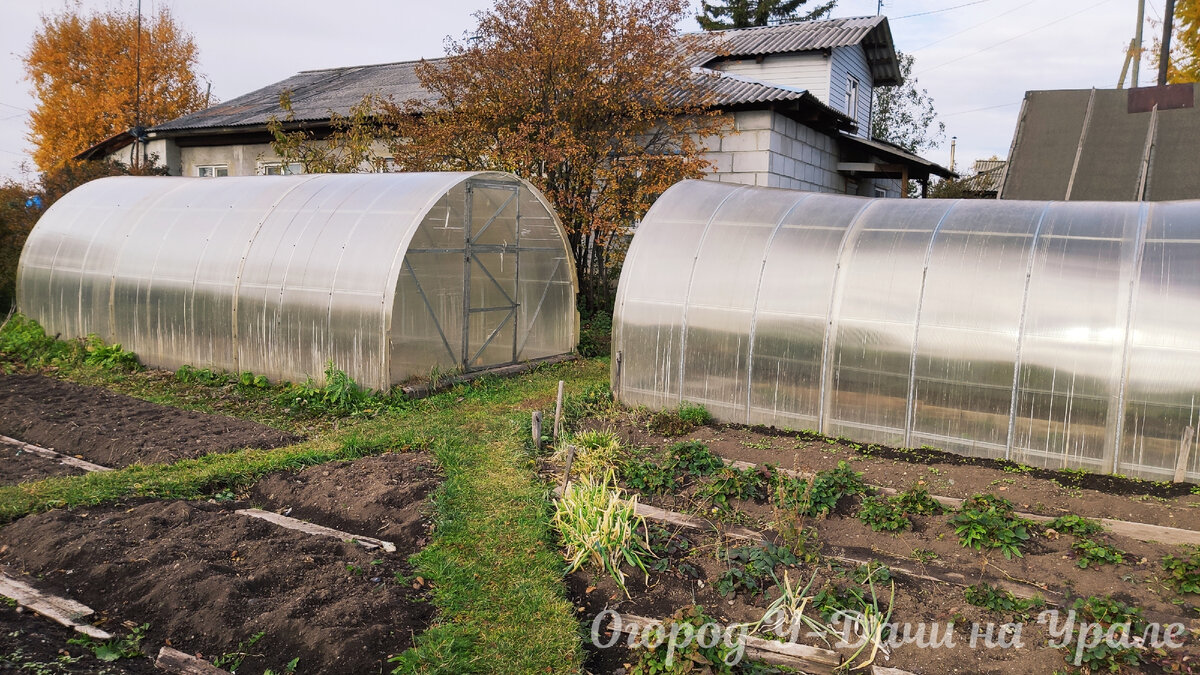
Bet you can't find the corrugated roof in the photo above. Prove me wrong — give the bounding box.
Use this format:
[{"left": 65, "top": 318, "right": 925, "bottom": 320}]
[
  {"left": 1000, "top": 84, "right": 1200, "bottom": 201},
  {"left": 692, "top": 16, "right": 902, "bottom": 86},
  {"left": 838, "top": 131, "right": 956, "bottom": 179},
  {"left": 153, "top": 59, "right": 441, "bottom": 132}
]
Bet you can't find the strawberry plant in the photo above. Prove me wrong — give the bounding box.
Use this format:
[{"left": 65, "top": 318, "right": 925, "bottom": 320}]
[
  {"left": 950, "top": 494, "right": 1033, "bottom": 559},
  {"left": 1163, "top": 546, "right": 1200, "bottom": 594},
  {"left": 1072, "top": 538, "right": 1125, "bottom": 569}
]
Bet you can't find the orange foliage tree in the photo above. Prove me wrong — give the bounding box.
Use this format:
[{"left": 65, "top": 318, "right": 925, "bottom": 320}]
[
  {"left": 384, "top": 0, "right": 723, "bottom": 311},
  {"left": 24, "top": 5, "right": 207, "bottom": 172}
]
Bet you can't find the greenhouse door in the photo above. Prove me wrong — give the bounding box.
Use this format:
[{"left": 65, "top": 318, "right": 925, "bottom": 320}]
[{"left": 462, "top": 180, "right": 520, "bottom": 371}]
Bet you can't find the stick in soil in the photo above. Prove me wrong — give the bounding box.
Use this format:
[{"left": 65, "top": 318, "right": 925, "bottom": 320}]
[
  {"left": 532, "top": 411, "right": 543, "bottom": 451},
  {"left": 553, "top": 380, "right": 565, "bottom": 441},
  {"left": 560, "top": 444, "right": 577, "bottom": 493}
]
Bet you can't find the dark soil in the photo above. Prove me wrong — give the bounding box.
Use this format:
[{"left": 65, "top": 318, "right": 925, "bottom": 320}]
[
  {"left": 568, "top": 413, "right": 1200, "bottom": 674},
  {"left": 0, "top": 436, "right": 84, "bottom": 486},
  {"left": 0, "top": 374, "right": 299, "bottom": 473},
  {"left": 0, "top": 450, "right": 440, "bottom": 674},
  {"left": 0, "top": 604, "right": 159, "bottom": 674}
]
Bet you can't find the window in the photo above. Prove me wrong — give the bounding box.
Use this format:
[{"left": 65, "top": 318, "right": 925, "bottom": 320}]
[
  {"left": 875, "top": 186, "right": 888, "bottom": 198},
  {"left": 197, "top": 165, "right": 228, "bottom": 177},
  {"left": 259, "top": 162, "right": 303, "bottom": 176},
  {"left": 845, "top": 76, "right": 859, "bottom": 119}
]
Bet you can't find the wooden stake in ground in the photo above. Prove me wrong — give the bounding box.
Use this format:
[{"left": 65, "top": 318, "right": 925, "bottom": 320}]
[
  {"left": 1175, "top": 426, "right": 1195, "bottom": 483},
  {"left": 553, "top": 380, "right": 565, "bottom": 441},
  {"left": 235, "top": 509, "right": 396, "bottom": 552},
  {"left": 532, "top": 411, "right": 543, "bottom": 451},
  {"left": 560, "top": 444, "right": 577, "bottom": 493}
]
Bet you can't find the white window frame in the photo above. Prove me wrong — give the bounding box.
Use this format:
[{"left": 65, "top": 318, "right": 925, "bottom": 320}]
[
  {"left": 845, "top": 76, "right": 860, "bottom": 120},
  {"left": 875, "top": 186, "right": 888, "bottom": 198},
  {"left": 258, "top": 161, "right": 304, "bottom": 176},
  {"left": 196, "top": 165, "right": 229, "bottom": 177}
]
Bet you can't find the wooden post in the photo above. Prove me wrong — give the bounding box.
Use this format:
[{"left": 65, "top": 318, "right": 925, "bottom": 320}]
[
  {"left": 1175, "top": 426, "right": 1195, "bottom": 483},
  {"left": 560, "top": 444, "right": 577, "bottom": 493},
  {"left": 553, "top": 381, "right": 565, "bottom": 441},
  {"left": 532, "top": 411, "right": 543, "bottom": 451}
]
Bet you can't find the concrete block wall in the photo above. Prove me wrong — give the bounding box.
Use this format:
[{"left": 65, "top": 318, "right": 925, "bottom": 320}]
[{"left": 702, "top": 110, "right": 845, "bottom": 193}]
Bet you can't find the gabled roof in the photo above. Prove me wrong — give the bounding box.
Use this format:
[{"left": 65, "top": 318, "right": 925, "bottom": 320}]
[
  {"left": 693, "top": 16, "right": 902, "bottom": 86},
  {"left": 153, "top": 59, "right": 440, "bottom": 133}
]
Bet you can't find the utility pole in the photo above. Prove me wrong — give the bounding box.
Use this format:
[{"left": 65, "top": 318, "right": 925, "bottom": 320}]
[
  {"left": 1159, "top": 0, "right": 1177, "bottom": 86},
  {"left": 134, "top": 0, "right": 142, "bottom": 170},
  {"left": 877, "top": 0, "right": 883, "bottom": 16},
  {"left": 1132, "top": 0, "right": 1146, "bottom": 86}
]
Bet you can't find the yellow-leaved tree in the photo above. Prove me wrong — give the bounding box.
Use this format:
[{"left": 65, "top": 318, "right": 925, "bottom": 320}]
[
  {"left": 383, "top": 0, "right": 724, "bottom": 312},
  {"left": 24, "top": 5, "right": 208, "bottom": 172}
]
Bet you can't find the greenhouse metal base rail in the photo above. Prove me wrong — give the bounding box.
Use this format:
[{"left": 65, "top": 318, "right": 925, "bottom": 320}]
[{"left": 400, "top": 353, "right": 577, "bottom": 399}]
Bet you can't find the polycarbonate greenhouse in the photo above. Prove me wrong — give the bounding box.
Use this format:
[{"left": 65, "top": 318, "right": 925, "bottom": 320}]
[
  {"left": 612, "top": 180, "right": 1200, "bottom": 481},
  {"left": 18, "top": 172, "right": 578, "bottom": 391}
]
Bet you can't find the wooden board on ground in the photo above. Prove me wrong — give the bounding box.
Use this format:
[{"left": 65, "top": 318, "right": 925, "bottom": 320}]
[
  {"left": 0, "top": 434, "right": 112, "bottom": 473},
  {"left": 611, "top": 612, "right": 841, "bottom": 675},
  {"left": 235, "top": 508, "right": 396, "bottom": 553},
  {"left": 0, "top": 570, "right": 112, "bottom": 639},
  {"left": 155, "top": 647, "right": 231, "bottom": 674}
]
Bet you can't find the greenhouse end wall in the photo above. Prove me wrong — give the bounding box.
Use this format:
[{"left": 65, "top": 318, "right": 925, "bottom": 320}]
[
  {"left": 611, "top": 180, "right": 1200, "bottom": 482},
  {"left": 17, "top": 172, "right": 578, "bottom": 391}
]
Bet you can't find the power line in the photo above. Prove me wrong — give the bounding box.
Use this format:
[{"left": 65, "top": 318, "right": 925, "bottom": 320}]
[
  {"left": 0, "top": 102, "right": 29, "bottom": 113},
  {"left": 891, "top": 0, "right": 993, "bottom": 20},
  {"left": 911, "top": 0, "right": 1039, "bottom": 52},
  {"left": 917, "top": 0, "right": 1119, "bottom": 75},
  {"left": 941, "top": 100, "right": 1022, "bottom": 117}
]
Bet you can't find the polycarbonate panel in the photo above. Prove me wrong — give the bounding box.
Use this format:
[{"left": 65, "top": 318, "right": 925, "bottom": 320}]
[
  {"left": 1010, "top": 202, "right": 1142, "bottom": 472},
  {"left": 908, "top": 201, "right": 1046, "bottom": 458},
  {"left": 825, "top": 200, "right": 956, "bottom": 445},
  {"left": 613, "top": 179, "right": 1200, "bottom": 481},
  {"left": 19, "top": 172, "right": 577, "bottom": 392},
  {"left": 612, "top": 180, "right": 744, "bottom": 410},
  {"left": 1119, "top": 202, "right": 1200, "bottom": 480},
  {"left": 680, "top": 189, "right": 810, "bottom": 421},
  {"left": 747, "top": 194, "right": 868, "bottom": 429}
]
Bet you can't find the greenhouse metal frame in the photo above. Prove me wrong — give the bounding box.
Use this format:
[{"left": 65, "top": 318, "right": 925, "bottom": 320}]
[
  {"left": 612, "top": 180, "right": 1200, "bottom": 481},
  {"left": 18, "top": 172, "right": 578, "bottom": 391}
]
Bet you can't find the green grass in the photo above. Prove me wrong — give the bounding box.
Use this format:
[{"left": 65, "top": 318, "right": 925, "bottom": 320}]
[{"left": 1, "top": 321, "right": 605, "bottom": 673}]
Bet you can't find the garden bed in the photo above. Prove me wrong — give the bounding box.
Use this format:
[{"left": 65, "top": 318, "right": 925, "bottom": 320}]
[
  {"left": 557, "top": 408, "right": 1200, "bottom": 674},
  {"left": 0, "top": 373, "right": 300, "bottom": 476},
  {"left": 0, "top": 450, "right": 439, "bottom": 674}
]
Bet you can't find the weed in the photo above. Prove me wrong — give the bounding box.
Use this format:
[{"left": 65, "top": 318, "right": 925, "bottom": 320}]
[
  {"left": 552, "top": 473, "right": 652, "bottom": 597},
  {"left": 1048, "top": 514, "right": 1105, "bottom": 537},
  {"left": 561, "top": 429, "right": 621, "bottom": 479},
  {"left": 212, "top": 489, "right": 236, "bottom": 502},
  {"left": 263, "top": 657, "right": 300, "bottom": 675},
  {"left": 964, "top": 583, "right": 1044, "bottom": 621},
  {"left": 82, "top": 336, "right": 139, "bottom": 371},
  {"left": 283, "top": 362, "right": 372, "bottom": 416},
  {"left": 910, "top": 548, "right": 938, "bottom": 563},
  {"left": 950, "top": 494, "right": 1033, "bottom": 559},
  {"left": 0, "top": 315, "right": 78, "bottom": 367},
  {"left": 175, "top": 364, "right": 230, "bottom": 385},
  {"left": 647, "top": 526, "right": 700, "bottom": 579},
  {"left": 1072, "top": 538, "right": 1125, "bottom": 568},
  {"left": 238, "top": 371, "right": 269, "bottom": 389},
  {"left": 741, "top": 439, "right": 773, "bottom": 450},
  {"left": 68, "top": 622, "right": 148, "bottom": 662},
  {"left": 212, "top": 630, "right": 266, "bottom": 671},
  {"left": 647, "top": 402, "right": 712, "bottom": 436},
  {"left": 1192, "top": 485, "right": 1200, "bottom": 497},
  {"left": 561, "top": 382, "right": 614, "bottom": 427},
  {"left": 1162, "top": 546, "right": 1200, "bottom": 594},
  {"left": 699, "top": 466, "right": 766, "bottom": 510}
]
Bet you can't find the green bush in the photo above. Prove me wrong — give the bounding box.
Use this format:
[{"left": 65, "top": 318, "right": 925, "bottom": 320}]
[
  {"left": 281, "top": 361, "right": 372, "bottom": 416},
  {"left": 950, "top": 494, "right": 1033, "bottom": 560},
  {"left": 0, "top": 315, "right": 78, "bottom": 367}
]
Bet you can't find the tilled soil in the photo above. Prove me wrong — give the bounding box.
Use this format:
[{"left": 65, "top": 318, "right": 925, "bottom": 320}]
[
  {"left": 0, "top": 436, "right": 85, "bottom": 486},
  {"left": 0, "top": 374, "right": 299, "bottom": 478},
  {"left": 0, "top": 451, "right": 440, "bottom": 674},
  {"left": 0, "top": 604, "right": 159, "bottom": 673},
  {"left": 568, "top": 414, "right": 1200, "bottom": 674}
]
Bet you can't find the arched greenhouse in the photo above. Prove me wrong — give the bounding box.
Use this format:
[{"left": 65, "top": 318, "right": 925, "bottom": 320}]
[
  {"left": 18, "top": 172, "right": 578, "bottom": 391},
  {"left": 611, "top": 180, "right": 1200, "bottom": 481}
]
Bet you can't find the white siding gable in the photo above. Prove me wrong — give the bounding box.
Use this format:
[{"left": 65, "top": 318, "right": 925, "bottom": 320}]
[
  {"left": 829, "top": 45, "right": 873, "bottom": 138},
  {"left": 711, "top": 52, "right": 832, "bottom": 103}
]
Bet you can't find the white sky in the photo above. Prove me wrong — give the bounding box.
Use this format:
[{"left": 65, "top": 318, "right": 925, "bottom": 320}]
[{"left": 0, "top": 0, "right": 1157, "bottom": 182}]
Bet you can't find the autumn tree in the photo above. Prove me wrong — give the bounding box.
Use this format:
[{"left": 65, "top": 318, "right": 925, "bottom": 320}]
[
  {"left": 383, "top": 0, "right": 722, "bottom": 312},
  {"left": 267, "top": 92, "right": 394, "bottom": 173},
  {"left": 871, "top": 51, "right": 945, "bottom": 154},
  {"left": 24, "top": 5, "right": 207, "bottom": 172},
  {"left": 1153, "top": 0, "right": 1200, "bottom": 83},
  {"left": 697, "top": 0, "right": 836, "bottom": 29}
]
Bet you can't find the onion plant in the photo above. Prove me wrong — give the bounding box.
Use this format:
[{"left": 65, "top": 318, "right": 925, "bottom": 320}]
[{"left": 552, "top": 472, "right": 653, "bottom": 597}]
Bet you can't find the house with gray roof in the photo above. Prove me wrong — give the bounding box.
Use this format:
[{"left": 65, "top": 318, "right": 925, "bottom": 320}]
[{"left": 80, "top": 15, "right": 952, "bottom": 197}]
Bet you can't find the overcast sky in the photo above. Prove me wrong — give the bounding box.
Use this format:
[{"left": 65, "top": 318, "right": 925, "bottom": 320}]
[{"left": 0, "top": 0, "right": 1156, "bottom": 182}]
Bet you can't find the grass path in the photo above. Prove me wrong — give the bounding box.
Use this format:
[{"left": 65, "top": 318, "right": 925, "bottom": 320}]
[{"left": 0, "top": 351, "right": 609, "bottom": 673}]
